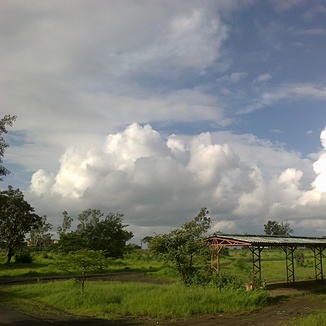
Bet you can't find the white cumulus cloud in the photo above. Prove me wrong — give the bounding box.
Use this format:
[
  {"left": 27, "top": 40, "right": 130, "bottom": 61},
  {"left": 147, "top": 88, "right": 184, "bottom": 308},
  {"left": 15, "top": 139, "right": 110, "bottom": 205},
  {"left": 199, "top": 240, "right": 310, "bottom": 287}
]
[{"left": 27, "top": 124, "right": 326, "bottom": 237}]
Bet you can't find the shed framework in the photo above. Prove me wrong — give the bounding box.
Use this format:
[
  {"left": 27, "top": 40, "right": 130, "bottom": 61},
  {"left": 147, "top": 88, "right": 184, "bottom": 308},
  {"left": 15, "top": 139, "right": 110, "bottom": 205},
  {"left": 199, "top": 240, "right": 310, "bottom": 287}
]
[{"left": 207, "top": 234, "right": 326, "bottom": 284}]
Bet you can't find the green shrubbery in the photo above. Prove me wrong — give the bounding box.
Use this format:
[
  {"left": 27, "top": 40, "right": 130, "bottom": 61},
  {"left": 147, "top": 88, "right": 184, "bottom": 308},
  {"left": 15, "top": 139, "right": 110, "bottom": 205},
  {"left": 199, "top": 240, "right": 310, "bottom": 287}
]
[{"left": 14, "top": 251, "right": 34, "bottom": 264}]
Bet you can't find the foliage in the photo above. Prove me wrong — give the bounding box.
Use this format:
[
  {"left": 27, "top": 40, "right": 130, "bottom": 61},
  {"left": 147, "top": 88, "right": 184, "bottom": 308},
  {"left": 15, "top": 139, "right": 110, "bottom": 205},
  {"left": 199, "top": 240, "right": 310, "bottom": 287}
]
[
  {"left": 29, "top": 216, "right": 53, "bottom": 250},
  {"left": 0, "top": 114, "right": 16, "bottom": 181},
  {"left": 141, "top": 236, "right": 153, "bottom": 248},
  {"left": 295, "top": 251, "right": 305, "bottom": 267},
  {"left": 0, "top": 186, "right": 42, "bottom": 264},
  {"left": 210, "top": 272, "right": 245, "bottom": 290},
  {"left": 2, "top": 280, "right": 270, "bottom": 320},
  {"left": 56, "top": 250, "right": 107, "bottom": 294},
  {"left": 57, "top": 209, "right": 133, "bottom": 257},
  {"left": 15, "top": 250, "right": 34, "bottom": 264},
  {"left": 149, "top": 207, "right": 211, "bottom": 285},
  {"left": 264, "top": 220, "right": 293, "bottom": 236},
  {"left": 56, "top": 232, "right": 84, "bottom": 254},
  {"left": 57, "top": 211, "right": 73, "bottom": 236},
  {"left": 0, "top": 250, "right": 164, "bottom": 278},
  {"left": 1, "top": 247, "right": 322, "bottom": 284}
]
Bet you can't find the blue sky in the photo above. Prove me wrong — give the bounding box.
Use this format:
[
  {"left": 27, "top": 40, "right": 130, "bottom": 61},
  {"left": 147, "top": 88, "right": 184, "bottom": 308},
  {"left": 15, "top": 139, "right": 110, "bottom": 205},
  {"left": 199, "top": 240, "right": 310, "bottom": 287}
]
[{"left": 1, "top": 0, "right": 326, "bottom": 241}]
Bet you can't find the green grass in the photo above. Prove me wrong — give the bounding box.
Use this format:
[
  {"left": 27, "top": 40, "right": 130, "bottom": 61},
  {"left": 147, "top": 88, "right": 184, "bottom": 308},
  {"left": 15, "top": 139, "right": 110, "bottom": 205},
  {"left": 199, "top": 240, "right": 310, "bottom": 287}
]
[
  {"left": 1, "top": 248, "right": 323, "bottom": 284},
  {"left": 285, "top": 310, "right": 326, "bottom": 326},
  {"left": 217, "top": 249, "right": 325, "bottom": 284},
  {"left": 1, "top": 248, "right": 325, "bottom": 323},
  {"left": 0, "top": 251, "right": 164, "bottom": 278},
  {"left": 0, "top": 280, "right": 269, "bottom": 320}
]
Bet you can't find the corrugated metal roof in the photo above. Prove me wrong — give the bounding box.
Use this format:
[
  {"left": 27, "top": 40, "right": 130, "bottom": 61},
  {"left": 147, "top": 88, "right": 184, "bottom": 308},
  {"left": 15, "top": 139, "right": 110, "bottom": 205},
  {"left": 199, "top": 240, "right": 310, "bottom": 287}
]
[{"left": 207, "top": 234, "right": 326, "bottom": 246}]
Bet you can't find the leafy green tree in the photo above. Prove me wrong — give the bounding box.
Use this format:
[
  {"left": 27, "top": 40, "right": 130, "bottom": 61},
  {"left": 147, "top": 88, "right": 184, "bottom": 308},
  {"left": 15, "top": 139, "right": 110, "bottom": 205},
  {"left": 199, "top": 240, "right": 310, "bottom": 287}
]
[
  {"left": 77, "top": 209, "right": 133, "bottom": 257},
  {"left": 29, "top": 216, "right": 53, "bottom": 250},
  {"left": 0, "top": 115, "right": 16, "bottom": 181},
  {"left": 57, "top": 250, "right": 107, "bottom": 294},
  {"left": 57, "top": 209, "right": 133, "bottom": 257},
  {"left": 149, "top": 208, "right": 211, "bottom": 285},
  {"left": 264, "top": 220, "right": 293, "bottom": 236},
  {"left": 76, "top": 208, "right": 102, "bottom": 234},
  {"left": 57, "top": 210, "right": 73, "bottom": 237},
  {"left": 0, "top": 186, "right": 41, "bottom": 263},
  {"left": 141, "top": 236, "right": 153, "bottom": 248},
  {"left": 57, "top": 232, "right": 85, "bottom": 253}
]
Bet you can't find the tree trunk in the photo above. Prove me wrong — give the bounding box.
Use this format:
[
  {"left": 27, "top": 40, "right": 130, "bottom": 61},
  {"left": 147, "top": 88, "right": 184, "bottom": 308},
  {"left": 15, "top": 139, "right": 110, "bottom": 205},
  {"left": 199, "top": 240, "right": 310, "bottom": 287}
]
[{"left": 6, "top": 247, "right": 13, "bottom": 264}]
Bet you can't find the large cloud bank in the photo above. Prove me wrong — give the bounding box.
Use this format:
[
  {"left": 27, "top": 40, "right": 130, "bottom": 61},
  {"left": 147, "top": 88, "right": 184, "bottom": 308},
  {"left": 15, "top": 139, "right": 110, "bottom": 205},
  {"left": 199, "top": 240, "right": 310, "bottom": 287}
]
[{"left": 28, "top": 124, "right": 326, "bottom": 238}]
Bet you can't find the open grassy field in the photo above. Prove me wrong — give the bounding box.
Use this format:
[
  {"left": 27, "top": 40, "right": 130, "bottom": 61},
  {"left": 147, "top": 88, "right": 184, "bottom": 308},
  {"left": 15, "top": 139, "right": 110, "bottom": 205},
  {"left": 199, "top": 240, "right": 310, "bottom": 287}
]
[
  {"left": 0, "top": 247, "right": 323, "bottom": 283},
  {"left": 1, "top": 248, "right": 326, "bottom": 324},
  {"left": 0, "top": 279, "right": 269, "bottom": 320}
]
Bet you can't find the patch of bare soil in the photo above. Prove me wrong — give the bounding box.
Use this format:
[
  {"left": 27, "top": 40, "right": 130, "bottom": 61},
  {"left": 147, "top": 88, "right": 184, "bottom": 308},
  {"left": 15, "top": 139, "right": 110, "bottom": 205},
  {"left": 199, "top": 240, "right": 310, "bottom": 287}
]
[{"left": 1, "top": 274, "right": 326, "bottom": 325}]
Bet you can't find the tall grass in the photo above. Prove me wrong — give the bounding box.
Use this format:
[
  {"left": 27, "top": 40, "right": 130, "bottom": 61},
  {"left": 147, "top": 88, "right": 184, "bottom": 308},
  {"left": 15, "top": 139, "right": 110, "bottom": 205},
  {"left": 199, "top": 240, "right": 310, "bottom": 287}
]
[{"left": 2, "top": 280, "right": 269, "bottom": 320}]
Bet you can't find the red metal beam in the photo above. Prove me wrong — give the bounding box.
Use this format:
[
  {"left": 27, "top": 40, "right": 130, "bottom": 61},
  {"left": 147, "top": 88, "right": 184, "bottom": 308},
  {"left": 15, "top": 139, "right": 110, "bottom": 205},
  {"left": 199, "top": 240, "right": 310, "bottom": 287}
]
[{"left": 207, "top": 237, "right": 251, "bottom": 247}]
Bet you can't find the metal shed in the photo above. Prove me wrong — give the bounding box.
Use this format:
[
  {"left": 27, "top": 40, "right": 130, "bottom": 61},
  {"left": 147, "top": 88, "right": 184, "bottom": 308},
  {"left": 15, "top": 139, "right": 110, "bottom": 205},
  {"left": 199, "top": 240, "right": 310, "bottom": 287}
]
[{"left": 207, "top": 234, "right": 326, "bottom": 284}]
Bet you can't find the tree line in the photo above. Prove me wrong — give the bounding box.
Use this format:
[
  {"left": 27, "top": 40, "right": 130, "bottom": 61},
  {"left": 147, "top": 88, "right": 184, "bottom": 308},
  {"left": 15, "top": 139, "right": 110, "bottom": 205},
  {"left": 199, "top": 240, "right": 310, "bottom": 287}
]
[
  {"left": 0, "top": 185, "right": 133, "bottom": 264},
  {"left": 0, "top": 115, "right": 133, "bottom": 263}
]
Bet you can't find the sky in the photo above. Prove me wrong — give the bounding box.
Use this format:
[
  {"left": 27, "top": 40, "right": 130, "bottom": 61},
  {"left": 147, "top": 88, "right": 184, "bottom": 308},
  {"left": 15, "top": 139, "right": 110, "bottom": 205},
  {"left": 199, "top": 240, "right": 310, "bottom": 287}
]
[{"left": 1, "top": 0, "right": 326, "bottom": 243}]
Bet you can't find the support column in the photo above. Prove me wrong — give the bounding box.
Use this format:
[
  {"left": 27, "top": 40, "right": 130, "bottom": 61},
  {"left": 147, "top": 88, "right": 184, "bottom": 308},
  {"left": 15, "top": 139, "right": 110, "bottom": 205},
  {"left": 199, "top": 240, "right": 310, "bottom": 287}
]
[
  {"left": 311, "top": 247, "right": 325, "bottom": 281},
  {"left": 282, "top": 246, "right": 296, "bottom": 283},
  {"left": 210, "top": 245, "right": 224, "bottom": 274},
  {"left": 249, "top": 246, "right": 264, "bottom": 285}
]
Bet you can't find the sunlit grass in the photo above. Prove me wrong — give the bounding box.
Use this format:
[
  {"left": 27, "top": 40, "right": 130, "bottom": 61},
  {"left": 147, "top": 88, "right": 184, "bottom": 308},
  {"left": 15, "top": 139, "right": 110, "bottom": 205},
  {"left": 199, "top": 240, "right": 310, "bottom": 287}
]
[{"left": 1, "top": 280, "right": 269, "bottom": 320}]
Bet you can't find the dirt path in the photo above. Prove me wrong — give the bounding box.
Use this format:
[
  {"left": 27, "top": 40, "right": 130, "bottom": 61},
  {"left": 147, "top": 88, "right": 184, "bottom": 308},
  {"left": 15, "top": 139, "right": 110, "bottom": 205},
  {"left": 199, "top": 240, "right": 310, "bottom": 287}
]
[{"left": 1, "top": 274, "right": 326, "bottom": 325}]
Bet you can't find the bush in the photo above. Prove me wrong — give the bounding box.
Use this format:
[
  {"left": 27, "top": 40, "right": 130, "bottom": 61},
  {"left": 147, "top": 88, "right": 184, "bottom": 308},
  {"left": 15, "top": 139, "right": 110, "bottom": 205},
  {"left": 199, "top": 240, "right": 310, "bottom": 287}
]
[
  {"left": 210, "top": 272, "right": 244, "bottom": 290},
  {"left": 43, "top": 252, "right": 53, "bottom": 260},
  {"left": 186, "top": 266, "right": 212, "bottom": 286},
  {"left": 15, "top": 251, "right": 34, "bottom": 264},
  {"left": 295, "top": 251, "right": 305, "bottom": 267}
]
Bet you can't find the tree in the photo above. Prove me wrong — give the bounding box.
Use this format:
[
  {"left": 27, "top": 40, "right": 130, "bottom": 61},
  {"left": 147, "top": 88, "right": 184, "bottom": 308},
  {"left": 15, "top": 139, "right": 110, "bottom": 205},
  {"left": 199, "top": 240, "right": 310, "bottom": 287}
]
[
  {"left": 0, "top": 186, "right": 41, "bottom": 263},
  {"left": 264, "top": 220, "right": 293, "bottom": 236},
  {"left": 57, "top": 250, "right": 107, "bottom": 294},
  {"left": 0, "top": 115, "right": 16, "bottom": 181},
  {"left": 57, "top": 232, "right": 85, "bottom": 254},
  {"left": 57, "top": 209, "right": 133, "bottom": 257},
  {"left": 57, "top": 210, "right": 73, "bottom": 237},
  {"left": 29, "top": 216, "right": 53, "bottom": 250},
  {"left": 142, "top": 236, "right": 153, "bottom": 244},
  {"left": 141, "top": 236, "right": 153, "bottom": 248},
  {"left": 149, "top": 208, "right": 211, "bottom": 285}
]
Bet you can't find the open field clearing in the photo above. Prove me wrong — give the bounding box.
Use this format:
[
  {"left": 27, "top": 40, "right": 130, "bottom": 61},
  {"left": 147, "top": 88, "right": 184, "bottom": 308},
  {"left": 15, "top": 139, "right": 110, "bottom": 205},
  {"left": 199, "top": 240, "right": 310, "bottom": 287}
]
[{"left": 1, "top": 249, "right": 326, "bottom": 325}]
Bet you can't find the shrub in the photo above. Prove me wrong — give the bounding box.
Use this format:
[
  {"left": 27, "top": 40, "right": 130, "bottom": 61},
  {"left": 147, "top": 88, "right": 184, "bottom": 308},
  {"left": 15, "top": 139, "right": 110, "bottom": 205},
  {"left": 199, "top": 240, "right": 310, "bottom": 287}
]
[
  {"left": 210, "top": 272, "right": 244, "bottom": 290},
  {"left": 295, "top": 251, "right": 305, "bottom": 267},
  {"left": 15, "top": 251, "right": 34, "bottom": 264}
]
